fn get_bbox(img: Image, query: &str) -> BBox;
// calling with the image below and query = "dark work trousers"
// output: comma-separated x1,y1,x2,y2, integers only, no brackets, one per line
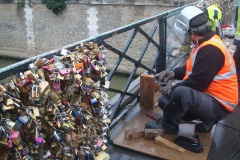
158,86,230,126
233,46,240,96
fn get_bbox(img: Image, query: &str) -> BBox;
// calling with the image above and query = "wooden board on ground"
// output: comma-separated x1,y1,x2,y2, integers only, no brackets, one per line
113,105,215,160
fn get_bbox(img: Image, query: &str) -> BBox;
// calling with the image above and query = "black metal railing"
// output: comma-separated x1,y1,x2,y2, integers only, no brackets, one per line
0,2,197,128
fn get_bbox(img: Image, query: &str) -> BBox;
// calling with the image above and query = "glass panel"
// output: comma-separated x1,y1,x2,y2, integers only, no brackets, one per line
166,13,190,69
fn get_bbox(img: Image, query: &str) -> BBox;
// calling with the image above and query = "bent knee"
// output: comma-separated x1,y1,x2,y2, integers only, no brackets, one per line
173,86,190,94
158,96,169,109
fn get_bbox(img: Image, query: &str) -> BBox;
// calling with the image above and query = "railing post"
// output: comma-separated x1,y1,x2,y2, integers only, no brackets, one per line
156,17,167,73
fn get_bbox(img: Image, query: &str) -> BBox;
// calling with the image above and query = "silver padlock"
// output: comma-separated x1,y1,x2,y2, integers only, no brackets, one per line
53,130,61,142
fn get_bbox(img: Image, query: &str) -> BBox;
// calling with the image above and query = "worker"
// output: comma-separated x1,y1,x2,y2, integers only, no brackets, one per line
195,2,222,35
206,4,222,33
145,6,238,134
233,6,240,100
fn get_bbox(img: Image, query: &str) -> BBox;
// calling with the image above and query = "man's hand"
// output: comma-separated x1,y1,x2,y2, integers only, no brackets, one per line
155,70,175,83
160,80,173,97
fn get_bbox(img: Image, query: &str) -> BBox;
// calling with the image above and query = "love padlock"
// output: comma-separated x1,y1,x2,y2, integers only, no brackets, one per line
22,144,30,156
35,133,43,144
52,78,61,91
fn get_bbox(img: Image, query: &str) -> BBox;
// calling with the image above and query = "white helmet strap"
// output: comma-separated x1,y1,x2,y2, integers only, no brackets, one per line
190,21,209,32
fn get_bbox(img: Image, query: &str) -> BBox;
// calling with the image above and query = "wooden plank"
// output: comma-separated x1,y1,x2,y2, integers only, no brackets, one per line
140,74,155,110
145,110,162,120
155,135,185,153
125,127,145,140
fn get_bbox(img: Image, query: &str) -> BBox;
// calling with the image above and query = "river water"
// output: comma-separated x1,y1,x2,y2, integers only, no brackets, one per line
0,58,128,99
0,58,20,68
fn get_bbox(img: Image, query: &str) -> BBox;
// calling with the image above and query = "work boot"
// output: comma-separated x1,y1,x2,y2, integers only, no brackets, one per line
145,118,179,134
145,118,162,129
195,121,216,133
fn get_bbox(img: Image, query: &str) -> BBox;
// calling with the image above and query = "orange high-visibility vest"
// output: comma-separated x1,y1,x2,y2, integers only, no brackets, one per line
183,34,238,111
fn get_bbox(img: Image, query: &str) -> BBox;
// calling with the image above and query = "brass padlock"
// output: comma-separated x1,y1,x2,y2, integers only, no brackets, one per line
38,81,49,95
71,141,79,148
26,119,33,128
50,141,58,148
88,42,94,49
93,44,100,56
32,107,40,117
14,148,22,159
69,122,75,131
66,108,72,115
46,105,56,115
77,149,86,159
16,142,23,150
37,69,45,80
69,94,81,106
31,85,40,99
21,123,32,135
50,91,62,106
0,92,3,102
4,120,16,133
61,122,69,131
56,151,63,159
34,126,39,140
0,85,7,92
24,70,37,80
6,98,14,106
64,132,72,144
0,135,8,145
34,58,47,69
8,81,16,92
2,104,15,111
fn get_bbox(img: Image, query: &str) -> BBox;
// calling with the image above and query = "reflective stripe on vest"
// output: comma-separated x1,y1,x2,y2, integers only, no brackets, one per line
209,94,237,110
210,38,236,81
184,35,238,111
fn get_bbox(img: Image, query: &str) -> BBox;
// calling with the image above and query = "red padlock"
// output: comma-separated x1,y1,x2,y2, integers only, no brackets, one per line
18,78,31,88
42,66,54,73
49,58,55,64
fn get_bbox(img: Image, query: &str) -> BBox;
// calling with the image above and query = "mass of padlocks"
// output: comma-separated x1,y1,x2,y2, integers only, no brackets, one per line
0,42,111,159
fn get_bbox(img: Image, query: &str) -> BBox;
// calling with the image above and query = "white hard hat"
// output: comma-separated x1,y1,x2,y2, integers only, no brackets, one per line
175,6,204,36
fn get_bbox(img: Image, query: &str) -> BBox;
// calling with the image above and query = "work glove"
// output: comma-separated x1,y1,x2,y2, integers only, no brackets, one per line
155,70,175,83
160,80,173,97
